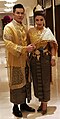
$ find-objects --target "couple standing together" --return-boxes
[3,3,57,117]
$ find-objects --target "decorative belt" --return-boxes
[32,48,50,61]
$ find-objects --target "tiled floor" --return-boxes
[0,42,60,119]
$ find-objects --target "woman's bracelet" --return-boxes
[51,55,56,60]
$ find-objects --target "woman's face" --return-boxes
[35,15,45,29]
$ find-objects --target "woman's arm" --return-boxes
[49,42,57,66]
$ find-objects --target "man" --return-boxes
[3,4,35,117]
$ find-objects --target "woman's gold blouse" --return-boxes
[28,27,57,49]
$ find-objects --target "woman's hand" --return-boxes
[51,59,56,66]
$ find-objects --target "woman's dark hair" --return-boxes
[33,6,46,26]
[33,6,46,19]
[13,4,24,13]
[33,10,46,19]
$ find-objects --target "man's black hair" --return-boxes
[13,4,24,13]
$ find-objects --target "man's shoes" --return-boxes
[20,103,35,112]
[13,105,22,117]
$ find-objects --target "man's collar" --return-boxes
[13,19,22,26]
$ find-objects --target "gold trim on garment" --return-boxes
[35,50,40,60]
[32,48,49,61]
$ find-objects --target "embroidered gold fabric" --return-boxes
[3,20,27,67]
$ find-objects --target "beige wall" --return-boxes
[0,13,13,41]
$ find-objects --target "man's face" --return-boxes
[13,8,25,23]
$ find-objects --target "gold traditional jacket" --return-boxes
[3,20,29,90]
[3,20,27,67]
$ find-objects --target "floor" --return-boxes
[0,41,60,119]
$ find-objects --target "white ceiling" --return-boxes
[0,0,60,13]
[0,0,37,13]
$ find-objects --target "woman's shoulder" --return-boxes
[43,27,54,35]
[45,27,52,32]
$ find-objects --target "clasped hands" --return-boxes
[27,43,36,53]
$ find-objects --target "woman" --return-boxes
[27,5,57,115]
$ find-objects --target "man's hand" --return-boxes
[27,44,36,53]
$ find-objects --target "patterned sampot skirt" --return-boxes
[10,65,31,104]
[30,52,51,102]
